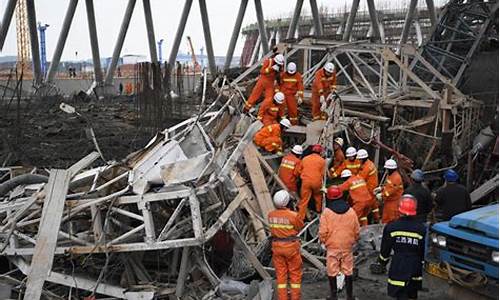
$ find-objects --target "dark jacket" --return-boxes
[435,183,472,221]
[405,183,432,222]
[326,198,350,214]
[378,216,426,297]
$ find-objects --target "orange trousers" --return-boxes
[371,199,380,222]
[382,198,399,224]
[246,78,274,109]
[272,242,302,300]
[284,93,299,125]
[352,200,372,226]
[311,91,327,120]
[298,180,323,220]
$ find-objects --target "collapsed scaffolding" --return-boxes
[0,36,496,300]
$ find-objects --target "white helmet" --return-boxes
[292,145,303,155]
[286,62,297,74]
[345,146,357,158]
[280,118,291,128]
[273,92,285,104]
[341,169,352,178]
[273,190,290,208]
[334,137,344,147]
[324,62,335,73]
[356,149,369,160]
[384,159,398,170]
[274,54,285,66]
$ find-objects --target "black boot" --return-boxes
[345,275,354,300]
[328,276,338,300]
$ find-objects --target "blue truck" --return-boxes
[428,204,499,297]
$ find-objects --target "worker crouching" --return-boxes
[319,186,360,300]
[296,144,326,220]
[268,190,304,300]
[371,195,426,300]
[253,118,291,154]
[257,91,286,126]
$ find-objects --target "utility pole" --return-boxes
[37,22,49,77]
[157,39,164,62]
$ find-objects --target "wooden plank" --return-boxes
[67,151,100,177]
[188,192,203,239]
[256,152,299,201]
[24,169,71,300]
[471,174,499,204]
[243,145,275,218]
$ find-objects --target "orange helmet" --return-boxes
[311,144,323,154]
[399,195,417,216]
[327,186,342,200]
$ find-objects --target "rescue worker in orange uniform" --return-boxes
[257,91,286,126]
[319,186,359,300]
[311,62,336,120]
[244,54,285,111]
[330,146,361,178]
[278,62,304,125]
[254,118,291,154]
[332,137,345,170]
[278,145,303,193]
[296,144,326,220]
[338,169,374,226]
[357,149,380,223]
[268,190,304,300]
[375,159,404,224]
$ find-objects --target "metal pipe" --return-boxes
[400,0,418,45]
[366,0,382,42]
[104,0,137,85]
[286,0,303,39]
[25,0,42,85]
[425,0,437,28]
[0,0,17,50]
[46,0,78,83]
[309,0,323,36]
[254,0,269,53]
[85,0,103,84]
[167,0,193,74]
[198,0,216,76]
[223,0,248,72]
[342,0,359,41]
[142,0,157,63]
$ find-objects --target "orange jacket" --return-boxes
[358,159,378,193]
[319,206,360,250]
[312,69,336,96]
[268,208,304,249]
[339,175,373,204]
[279,153,302,192]
[330,159,361,178]
[382,171,404,201]
[259,58,279,82]
[257,97,285,126]
[278,72,304,96]
[253,123,282,152]
[332,148,345,169]
[297,153,325,184]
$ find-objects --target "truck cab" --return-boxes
[428,204,499,297]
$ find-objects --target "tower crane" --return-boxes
[186,36,200,73]
[15,0,31,74]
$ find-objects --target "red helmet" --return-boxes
[327,186,342,200]
[398,195,417,216]
[311,144,323,154]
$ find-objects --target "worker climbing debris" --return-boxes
[253,118,291,154]
[311,62,337,120]
[376,159,404,224]
[278,145,303,193]
[296,144,326,220]
[338,169,374,226]
[319,186,360,300]
[371,195,426,300]
[277,62,304,125]
[268,190,304,300]
[245,54,285,112]
[257,91,286,126]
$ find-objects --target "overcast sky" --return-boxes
[0,0,443,61]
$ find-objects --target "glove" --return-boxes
[376,193,382,201]
[373,187,382,195]
[320,244,326,251]
[326,93,334,102]
[319,95,325,104]
[297,96,303,105]
[248,107,256,114]
[320,186,327,193]
[272,64,280,72]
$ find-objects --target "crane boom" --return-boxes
[186,36,200,72]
